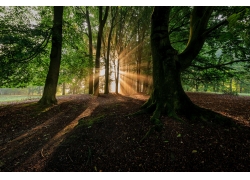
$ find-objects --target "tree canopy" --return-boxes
[0,6,250,100]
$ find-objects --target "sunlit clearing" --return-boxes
[119,71,151,83]
[59,39,152,95]
[119,70,152,95]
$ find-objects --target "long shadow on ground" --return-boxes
[1,93,250,172]
[0,94,92,171]
[44,93,250,172]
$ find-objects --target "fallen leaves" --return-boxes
[1,93,250,172]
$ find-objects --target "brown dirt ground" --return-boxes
[0,92,250,172]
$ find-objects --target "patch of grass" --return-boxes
[78,115,106,128]
[186,91,250,96]
[222,90,238,96]
[17,102,37,107]
[0,95,41,103]
[18,102,54,117]
[62,115,106,145]
[238,93,250,96]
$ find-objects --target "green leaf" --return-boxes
[177,133,181,137]
[0,160,5,168]
[170,153,175,160]
[192,150,198,153]
[164,140,169,143]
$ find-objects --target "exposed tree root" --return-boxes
[125,101,156,117]
[189,106,238,127]
[38,98,58,106]
[139,123,165,143]
[140,97,238,129]
[129,93,238,145]
[139,127,155,143]
[40,148,44,158]
[86,146,92,165]
[149,104,163,128]
[125,109,148,117]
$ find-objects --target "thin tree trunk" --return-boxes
[104,7,117,94]
[115,59,119,94]
[39,6,63,105]
[144,59,151,94]
[136,61,140,93]
[136,24,145,93]
[104,34,111,94]
[229,79,233,92]
[94,6,109,96]
[195,80,199,91]
[86,7,94,94]
[62,82,66,95]
[240,81,243,93]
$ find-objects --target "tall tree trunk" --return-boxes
[115,58,120,94]
[136,60,141,93]
[141,7,234,128]
[62,82,66,95]
[39,6,63,105]
[86,7,94,94]
[104,7,117,94]
[94,6,109,96]
[195,81,199,92]
[104,33,111,94]
[229,79,233,92]
[136,23,145,93]
[240,81,243,93]
[143,58,151,94]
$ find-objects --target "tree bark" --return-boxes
[94,6,109,96]
[39,6,63,105]
[136,22,146,93]
[115,58,120,94]
[104,7,117,94]
[141,7,235,128]
[86,7,94,94]
[62,82,66,95]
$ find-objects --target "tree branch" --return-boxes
[16,30,52,62]
[75,6,87,17]
[191,59,250,70]
[178,7,214,71]
[203,19,228,37]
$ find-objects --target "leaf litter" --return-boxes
[0,92,250,171]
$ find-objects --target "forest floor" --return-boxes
[0,92,250,172]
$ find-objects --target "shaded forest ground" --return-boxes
[0,92,250,172]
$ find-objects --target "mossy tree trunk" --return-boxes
[39,6,63,105]
[142,7,233,127]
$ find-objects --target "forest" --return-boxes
[0,6,250,172]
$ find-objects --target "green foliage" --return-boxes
[0,94,41,103]
[192,150,197,153]
[181,7,250,93]
[177,133,181,137]
[0,6,51,87]
[0,6,250,96]
[227,7,248,29]
[169,6,191,52]
[222,90,238,96]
